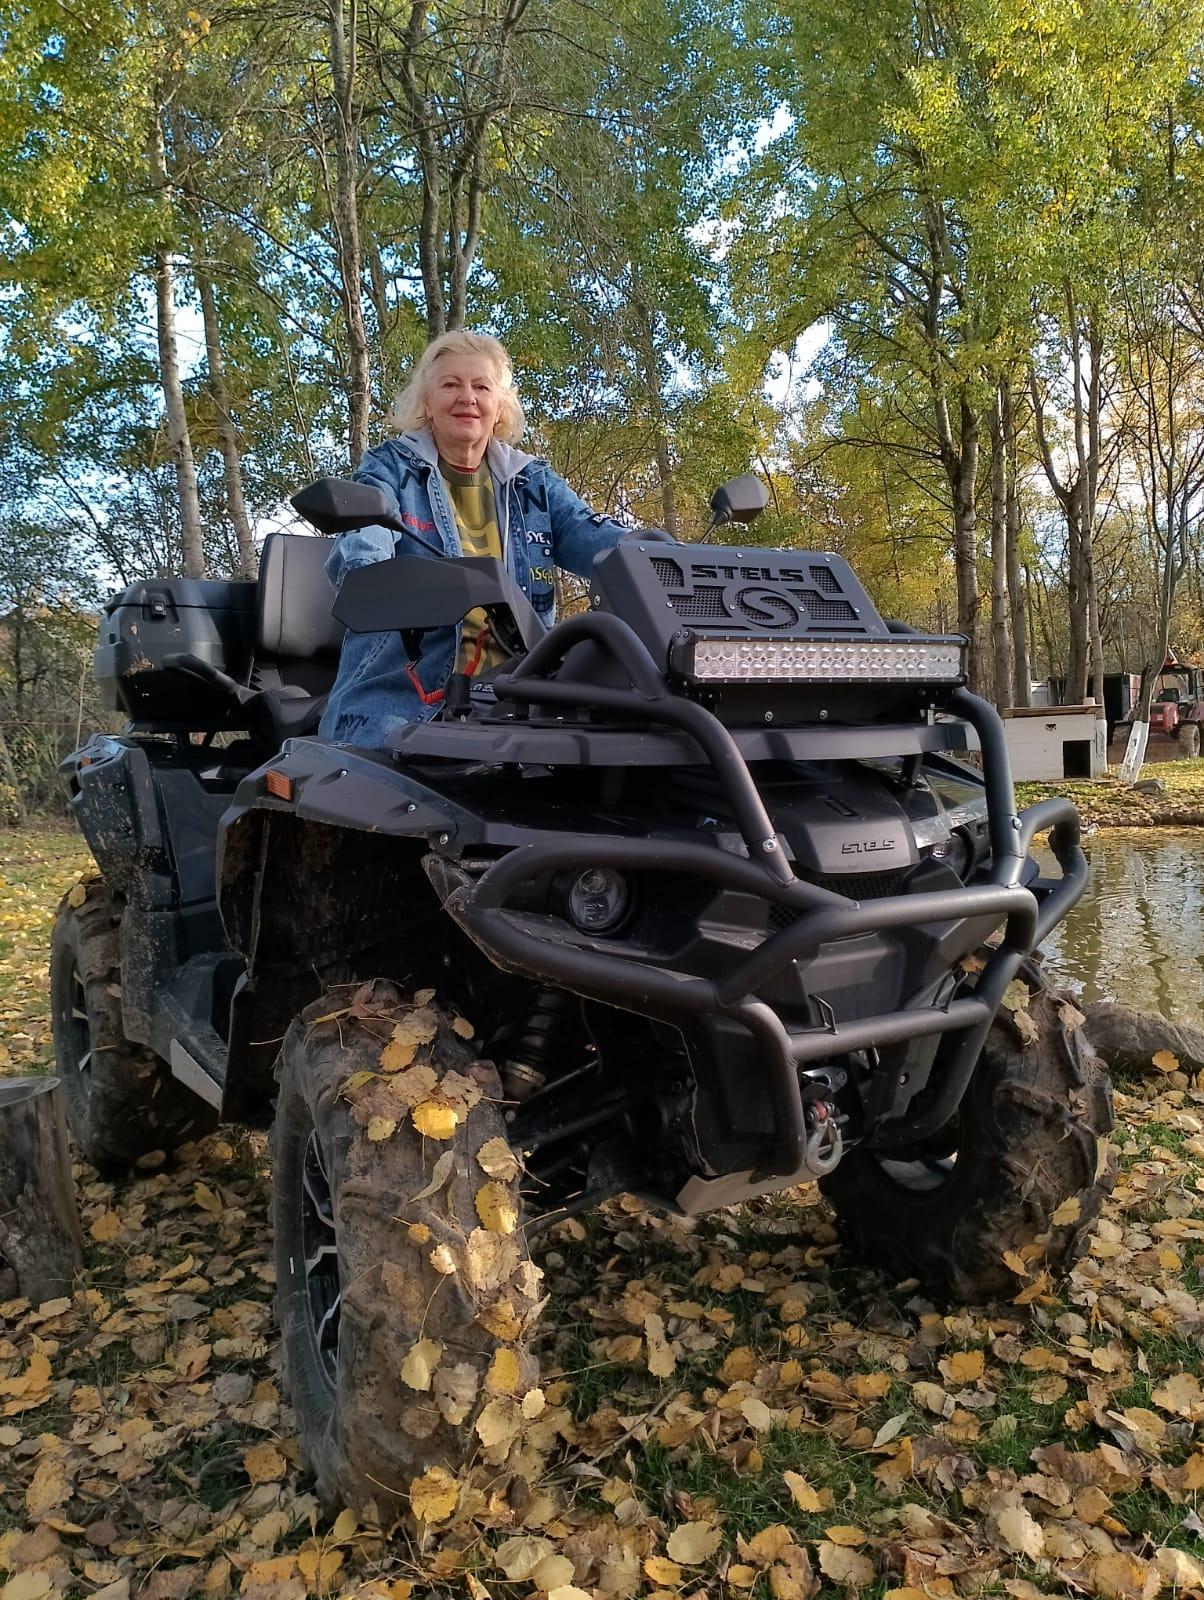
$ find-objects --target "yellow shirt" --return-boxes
[440,458,506,677]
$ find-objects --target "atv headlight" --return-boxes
[566,868,631,934]
[684,636,964,684]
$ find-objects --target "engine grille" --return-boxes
[810,564,840,593]
[768,869,907,929]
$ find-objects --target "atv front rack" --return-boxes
[441,612,1088,1180]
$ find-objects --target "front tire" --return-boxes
[49,876,215,1172]
[1182,723,1201,758]
[822,966,1114,1300]
[271,981,541,1517]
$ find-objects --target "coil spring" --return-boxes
[501,987,576,1103]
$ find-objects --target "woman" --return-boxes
[319,331,631,746]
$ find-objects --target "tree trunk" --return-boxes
[1003,387,1031,706]
[633,295,678,536]
[148,112,205,579]
[951,399,982,693]
[196,259,257,578]
[0,1078,84,1304]
[988,385,1011,709]
[328,0,371,464]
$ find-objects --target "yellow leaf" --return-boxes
[727,1566,758,1590]
[530,1555,575,1591]
[366,1115,396,1142]
[2,1575,54,1600]
[645,1312,676,1378]
[342,1070,376,1093]
[817,1542,875,1587]
[479,1300,522,1341]
[942,1349,985,1384]
[409,1465,458,1524]
[743,1525,794,1562]
[430,1243,458,1275]
[784,1470,823,1511]
[644,1558,683,1585]
[452,1016,475,1039]
[1051,1195,1082,1225]
[824,1526,867,1547]
[399,1337,443,1392]
[477,1136,520,1181]
[330,1508,357,1541]
[89,1210,122,1242]
[413,1100,460,1140]
[741,1395,774,1431]
[67,883,87,908]
[242,1442,287,1483]
[494,1537,556,1581]
[1152,1049,1180,1073]
[475,1181,518,1235]
[1152,1372,1204,1417]
[546,1589,592,1600]
[1182,1452,1204,1490]
[996,1502,1044,1559]
[408,1222,430,1244]
[665,1522,723,1565]
[380,1034,417,1072]
[486,1347,520,1395]
[193,1182,223,1214]
[476,1396,522,1454]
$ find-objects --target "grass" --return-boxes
[1017,757,1204,827]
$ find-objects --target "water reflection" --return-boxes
[1035,828,1204,1025]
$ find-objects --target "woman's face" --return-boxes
[425,352,503,468]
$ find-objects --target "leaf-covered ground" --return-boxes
[3,826,1204,1600]
[1017,760,1204,829]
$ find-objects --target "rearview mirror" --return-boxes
[291,478,400,536]
[709,473,769,527]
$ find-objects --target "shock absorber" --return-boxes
[501,987,576,1102]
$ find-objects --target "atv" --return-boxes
[52,472,1112,1515]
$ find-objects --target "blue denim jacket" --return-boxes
[319,428,628,745]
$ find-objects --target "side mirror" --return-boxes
[709,473,769,527]
[291,477,400,536]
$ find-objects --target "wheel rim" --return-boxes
[873,1154,957,1194]
[62,961,94,1100]
[300,1129,341,1387]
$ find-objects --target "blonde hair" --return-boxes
[390,330,526,443]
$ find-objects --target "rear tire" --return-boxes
[49,876,216,1172]
[1182,724,1201,758]
[271,981,541,1518]
[822,965,1114,1301]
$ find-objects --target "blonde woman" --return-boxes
[319,330,631,745]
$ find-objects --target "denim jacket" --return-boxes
[318,428,629,745]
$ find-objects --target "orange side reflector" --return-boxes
[265,769,294,801]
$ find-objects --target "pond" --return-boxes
[1035,827,1204,1026]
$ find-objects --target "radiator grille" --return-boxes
[768,870,907,929]
[790,589,858,623]
[670,587,730,620]
[651,557,685,587]
[810,564,840,593]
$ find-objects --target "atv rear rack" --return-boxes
[439,611,1087,1180]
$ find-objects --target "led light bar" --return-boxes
[688,636,965,684]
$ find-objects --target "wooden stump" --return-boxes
[0,1077,84,1304]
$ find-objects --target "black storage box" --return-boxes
[95,578,257,727]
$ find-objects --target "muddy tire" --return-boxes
[271,981,541,1517]
[822,965,1114,1301]
[49,876,216,1173]
[1182,723,1201,758]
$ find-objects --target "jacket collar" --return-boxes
[396,427,539,485]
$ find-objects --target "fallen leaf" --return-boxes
[644,1558,683,1585]
[409,1465,458,1524]
[477,1136,520,1181]
[996,1502,1044,1559]
[817,1542,875,1587]
[475,1181,518,1235]
[399,1337,443,1392]
[666,1521,723,1565]
[1152,1049,1180,1074]
[784,1470,823,1511]
[242,1443,286,1484]
[494,1536,556,1581]
[366,1115,396,1142]
[942,1350,984,1384]
[412,1100,460,1140]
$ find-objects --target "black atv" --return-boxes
[52,473,1112,1514]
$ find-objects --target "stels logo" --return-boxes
[727,583,801,629]
[841,838,897,855]
[691,564,809,582]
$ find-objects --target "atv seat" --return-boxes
[247,532,343,748]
